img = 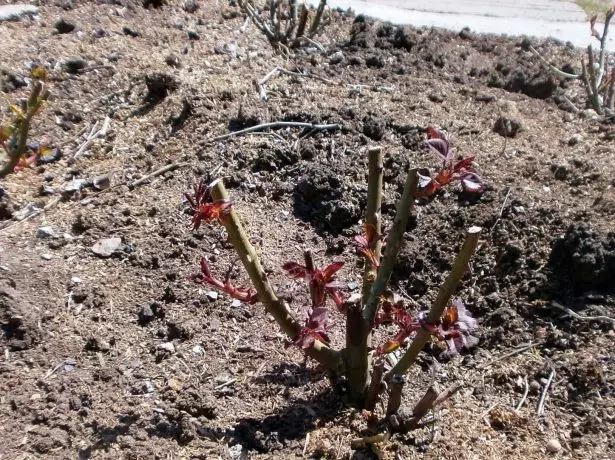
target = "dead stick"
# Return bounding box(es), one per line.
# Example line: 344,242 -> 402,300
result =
386,374 -> 405,416
551,302 -> 615,325
537,369 -> 555,415
128,163 -> 187,189
411,386 -> 439,419
210,122 -> 340,142
364,360 -> 385,412
515,376 -> 529,412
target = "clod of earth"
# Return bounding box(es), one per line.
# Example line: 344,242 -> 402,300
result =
549,222 -> 615,293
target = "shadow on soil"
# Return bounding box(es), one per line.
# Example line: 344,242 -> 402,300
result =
233,387 -> 343,453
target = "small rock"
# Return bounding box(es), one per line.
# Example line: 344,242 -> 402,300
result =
192,344 -> 204,355
493,116 -> 524,138
39,185 -> 55,196
347,281 -> 359,291
183,0 -> 198,13
165,54 -> 181,68
459,26 -> 474,40
329,51 -> 344,65
64,179 -> 87,194
64,58 -> 87,74
365,55 -> 384,68
187,30 -> 199,40
41,254 -> 53,260
348,56 -> 364,66
91,237 -> 122,258
580,108 -> 599,120
56,0 -> 74,11
485,292 -> 503,306
167,378 -> 183,391
475,93 -> 496,103
138,305 -> 155,324
158,342 -> 175,353
563,112 -> 574,123
142,380 -> 155,394
70,276 -> 83,285
54,17 -> 75,34
36,226 -> 56,239
568,134 -> 582,146
428,92 -> 445,103
546,439 -> 562,453
92,175 -> 110,191
206,291 -> 219,301
123,27 -> 140,37
0,4 -> 38,22
552,164 -> 569,180
214,373 -> 231,385
69,396 -> 81,410
230,299 -> 242,308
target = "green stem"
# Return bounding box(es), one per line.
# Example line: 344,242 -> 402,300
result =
345,146 -> 383,407
361,146 -> 383,303
363,168 -> 418,326
211,180 -> 344,374
385,226 -> 482,380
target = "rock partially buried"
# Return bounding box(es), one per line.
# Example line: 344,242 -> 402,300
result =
91,237 -> 122,258
36,226 -> 57,239
0,4 -> 38,22
546,439 -> 562,453
493,116 -> 524,138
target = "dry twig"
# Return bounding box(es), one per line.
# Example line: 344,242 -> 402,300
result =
128,162 -> 188,189
210,121 -> 340,142
551,302 -> 615,325
537,369 -> 555,415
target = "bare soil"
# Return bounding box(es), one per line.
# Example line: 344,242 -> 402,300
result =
0,1 -> 614,459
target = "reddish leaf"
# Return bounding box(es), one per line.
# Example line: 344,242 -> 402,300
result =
282,262 -> 310,279
192,257 -> 257,303
417,127 -> 484,199
184,180 -> 232,229
320,262 -> 344,283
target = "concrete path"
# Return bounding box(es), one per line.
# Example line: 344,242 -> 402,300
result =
324,0 -> 615,50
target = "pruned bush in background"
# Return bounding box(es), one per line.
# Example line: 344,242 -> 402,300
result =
0,67 -> 50,179
238,0 -> 329,51
531,7 -> 615,117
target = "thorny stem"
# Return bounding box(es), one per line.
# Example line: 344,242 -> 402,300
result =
386,226 -> 482,380
345,148 -> 384,407
363,168 -> 418,326
211,180 -> 344,374
361,146 -> 383,303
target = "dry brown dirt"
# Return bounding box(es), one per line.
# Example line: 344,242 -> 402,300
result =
0,1 -> 614,459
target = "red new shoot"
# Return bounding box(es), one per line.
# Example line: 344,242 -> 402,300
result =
374,296 -> 478,356
428,298 -> 478,355
293,305 -> 331,349
283,260 -> 346,311
374,295 -> 420,355
354,223 -> 380,270
184,179 -> 232,229
192,257 -> 257,303
416,127 -> 484,199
